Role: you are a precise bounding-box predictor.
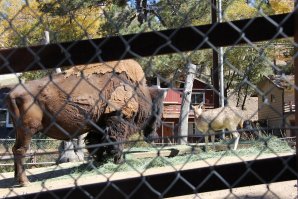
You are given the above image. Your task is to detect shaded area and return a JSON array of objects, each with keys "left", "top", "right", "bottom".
[{"left": 0, "top": 163, "right": 90, "bottom": 189}]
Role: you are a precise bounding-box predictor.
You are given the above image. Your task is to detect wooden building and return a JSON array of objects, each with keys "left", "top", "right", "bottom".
[
  {"left": 257, "top": 75, "right": 295, "bottom": 137},
  {"left": 156, "top": 78, "right": 215, "bottom": 144},
  {"left": 0, "top": 74, "right": 20, "bottom": 138}
]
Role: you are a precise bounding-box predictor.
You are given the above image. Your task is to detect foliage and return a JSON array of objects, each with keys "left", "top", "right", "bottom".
[
  {"left": 55, "top": 136, "right": 293, "bottom": 179},
  {"left": 99, "top": 1, "right": 213, "bottom": 80},
  {"left": 0, "top": 0, "right": 295, "bottom": 102},
  {"left": 222, "top": 0, "right": 294, "bottom": 107},
  {"left": 38, "top": 0, "right": 126, "bottom": 16},
  {"left": 224, "top": 0, "right": 293, "bottom": 20},
  {"left": 224, "top": 0, "right": 270, "bottom": 20},
  {"left": 0, "top": 0, "right": 105, "bottom": 80},
  {"left": 224, "top": 44, "right": 273, "bottom": 107},
  {"left": 269, "top": 0, "right": 294, "bottom": 14},
  {"left": 0, "top": 0, "right": 104, "bottom": 47},
  {"left": 39, "top": 1, "right": 104, "bottom": 43},
  {"left": 155, "top": 0, "right": 210, "bottom": 28},
  {"left": 99, "top": 4, "right": 164, "bottom": 36},
  {"left": 0, "top": 0, "right": 43, "bottom": 47},
  {"left": 19, "top": 70, "right": 52, "bottom": 81}
]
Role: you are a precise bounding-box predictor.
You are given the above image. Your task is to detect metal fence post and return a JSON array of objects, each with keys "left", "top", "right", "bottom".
[{"left": 294, "top": 0, "right": 298, "bottom": 195}]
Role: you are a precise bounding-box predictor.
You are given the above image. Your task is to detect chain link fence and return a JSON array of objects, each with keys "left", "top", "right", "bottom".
[
  {"left": 0, "top": 139, "right": 61, "bottom": 170},
  {"left": 0, "top": 0, "right": 297, "bottom": 198}
]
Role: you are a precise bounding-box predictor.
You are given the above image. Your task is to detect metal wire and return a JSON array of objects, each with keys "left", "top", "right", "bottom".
[{"left": 0, "top": 0, "right": 297, "bottom": 198}]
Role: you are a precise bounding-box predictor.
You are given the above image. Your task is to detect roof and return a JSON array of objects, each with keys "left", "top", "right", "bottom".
[
  {"left": 266, "top": 75, "right": 294, "bottom": 89},
  {"left": 0, "top": 74, "right": 20, "bottom": 87}
]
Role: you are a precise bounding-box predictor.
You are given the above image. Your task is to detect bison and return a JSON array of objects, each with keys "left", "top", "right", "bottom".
[{"left": 4, "top": 59, "right": 163, "bottom": 186}]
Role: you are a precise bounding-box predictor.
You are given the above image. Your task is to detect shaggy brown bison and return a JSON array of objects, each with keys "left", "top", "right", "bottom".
[{"left": 4, "top": 59, "right": 163, "bottom": 186}]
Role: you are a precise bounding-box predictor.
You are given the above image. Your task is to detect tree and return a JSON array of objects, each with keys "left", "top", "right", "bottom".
[
  {"left": 0, "top": 0, "right": 104, "bottom": 47},
  {"left": 0, "top": 0, "right": 105, "bottom": 80},
  {"left": 221, "top": 0, "right": 294, "bottom": 109},
  {"left": 224, "top": 45, "right": 273, "bottom": 108},
  {"left": 269, "top": 0, "right": 294, "bottom": 14}
]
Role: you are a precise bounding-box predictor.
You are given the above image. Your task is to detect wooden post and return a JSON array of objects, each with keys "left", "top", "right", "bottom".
[
  {"left": 44, "top": 31, "right": 61, "bottom": 73},
  {"left": 178, "top": 63, "right": 196, "bottom": 144},
  {"left": 44, "top": 31, "right": 50, "bottom": 44}
]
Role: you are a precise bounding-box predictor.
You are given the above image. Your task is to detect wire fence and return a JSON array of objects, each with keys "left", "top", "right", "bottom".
[{"left": 0, "top": 0, "right": 297, "bottom": 198}]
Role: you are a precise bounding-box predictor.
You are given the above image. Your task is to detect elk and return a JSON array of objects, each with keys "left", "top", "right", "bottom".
[{"left": 192, "top": 103, "right": 243, "bottom": 150}]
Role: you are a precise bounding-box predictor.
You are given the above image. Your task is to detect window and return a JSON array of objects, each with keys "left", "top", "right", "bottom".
[
  {"left": 6, "top": 111, "right": 13, "bottom": 128},
  {"left": 0, "top": 109, "right": 6, "bottom": 127},
  {"left": 0, "top": 109, "right": 13, "bottom": 128},
  {"left": 262, "top": 96, "right": 269, "bottom": 104},
  {"left": 191, "top": 92, "right": 205, "bottom": 105},
  {"left": 271, "top": 94, "right": 276, "bottom": 103}
]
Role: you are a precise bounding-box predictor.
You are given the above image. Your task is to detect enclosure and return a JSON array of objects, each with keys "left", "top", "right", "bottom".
[{"left": 0, "top": 0, "right": 297, "bottom": 198}]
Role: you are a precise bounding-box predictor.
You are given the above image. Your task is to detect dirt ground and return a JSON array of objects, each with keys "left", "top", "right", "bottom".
[
  {"left": 167, "top": 180, "right": 297, "bottom": 199},
  {"left": 0, "top": 152, "right": 296, "bottom": 198}
]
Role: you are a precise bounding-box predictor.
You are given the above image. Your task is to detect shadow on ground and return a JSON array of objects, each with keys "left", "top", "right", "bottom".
[{"left": 0, "top": 163, "right": 93, "bottom": 188}]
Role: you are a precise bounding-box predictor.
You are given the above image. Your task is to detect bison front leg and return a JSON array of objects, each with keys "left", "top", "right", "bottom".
[
  {"left": 108, "top": 136, "right": 124, "bottom": 164},
  {"left": 105, "top": 116, "right": 130, "bottom": 164},
  {"left": 106, "top": 132, "right": 125, "bottom": 164}
]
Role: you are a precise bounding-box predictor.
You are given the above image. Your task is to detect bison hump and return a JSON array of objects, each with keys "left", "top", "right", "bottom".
[
  {"left": 105, "top": 83, "right": 138, "bottom": 118},
  {"left": 63, "top": 59, "right": 145, "bottom": 84}
]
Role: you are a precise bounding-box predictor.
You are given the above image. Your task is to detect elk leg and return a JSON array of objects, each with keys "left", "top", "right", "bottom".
[
  {"left": 232, "top": 132, "right": 240, "bottom": 150},
  {"left": 210, "top": 132, "right": 216, "bottom": 150},
  {"left": 204, "top": 134, "right": 209, "bottom": 152}
]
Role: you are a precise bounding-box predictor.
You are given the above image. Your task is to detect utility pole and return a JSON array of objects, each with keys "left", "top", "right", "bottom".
[
  {"left": 218, "top": 0, "right": 225, "bottom": 107},
  {"left": 211, "top": 0, "right": 225, "bottom": 108},
  {"left": 211, "top": 0, "right": 220, "bottom": 108},
  {"left": 212, "top": 0, "right": 226, "bottom": 140},
  {"left": 293, "top": 0, "right": 298, "bottom": 192}
]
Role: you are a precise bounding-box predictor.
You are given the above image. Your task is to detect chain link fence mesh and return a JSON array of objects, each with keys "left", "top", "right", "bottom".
[{"left": 0, "top": 0, "right": 297, "bottom": 198}]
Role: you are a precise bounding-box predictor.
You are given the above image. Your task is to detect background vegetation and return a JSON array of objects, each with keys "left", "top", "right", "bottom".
[{"left": 0, "top": 0, "right": 294, "bottom": 108}]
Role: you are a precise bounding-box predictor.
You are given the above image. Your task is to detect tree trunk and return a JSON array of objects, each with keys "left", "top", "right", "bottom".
[
  {"left": 242, "top": 79, "right": 250, "bottom": 110},
  {"left": 178, "top": 63, "right": 196, "bottom": 144},
  {"left": 236, "top": 85, "right": 242, "bottom": 107}
]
